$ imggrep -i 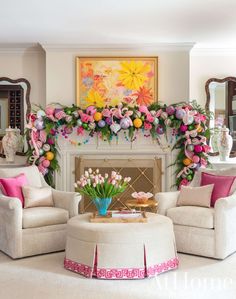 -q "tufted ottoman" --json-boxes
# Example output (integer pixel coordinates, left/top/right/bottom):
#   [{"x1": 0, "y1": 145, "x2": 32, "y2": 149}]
[{"x1": 64, "y1": 212, "x2": 179, "y2": 279}]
